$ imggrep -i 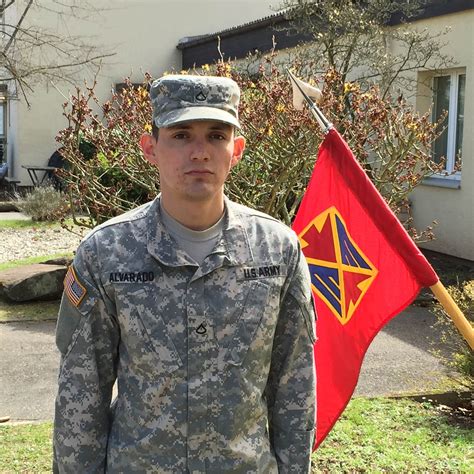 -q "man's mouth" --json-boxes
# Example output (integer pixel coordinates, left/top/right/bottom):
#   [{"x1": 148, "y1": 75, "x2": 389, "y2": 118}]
[{"x1": 185, "y1": 169, "x2": 213, "y2": 175}]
